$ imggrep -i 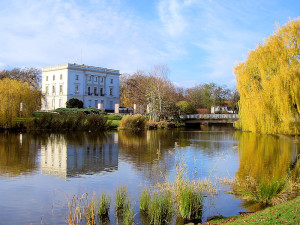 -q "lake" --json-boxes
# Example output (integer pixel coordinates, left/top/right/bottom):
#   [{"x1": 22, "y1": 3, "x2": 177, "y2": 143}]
[{"x1": 0, "y1": 126, "x2": 299, "y2": 224}]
